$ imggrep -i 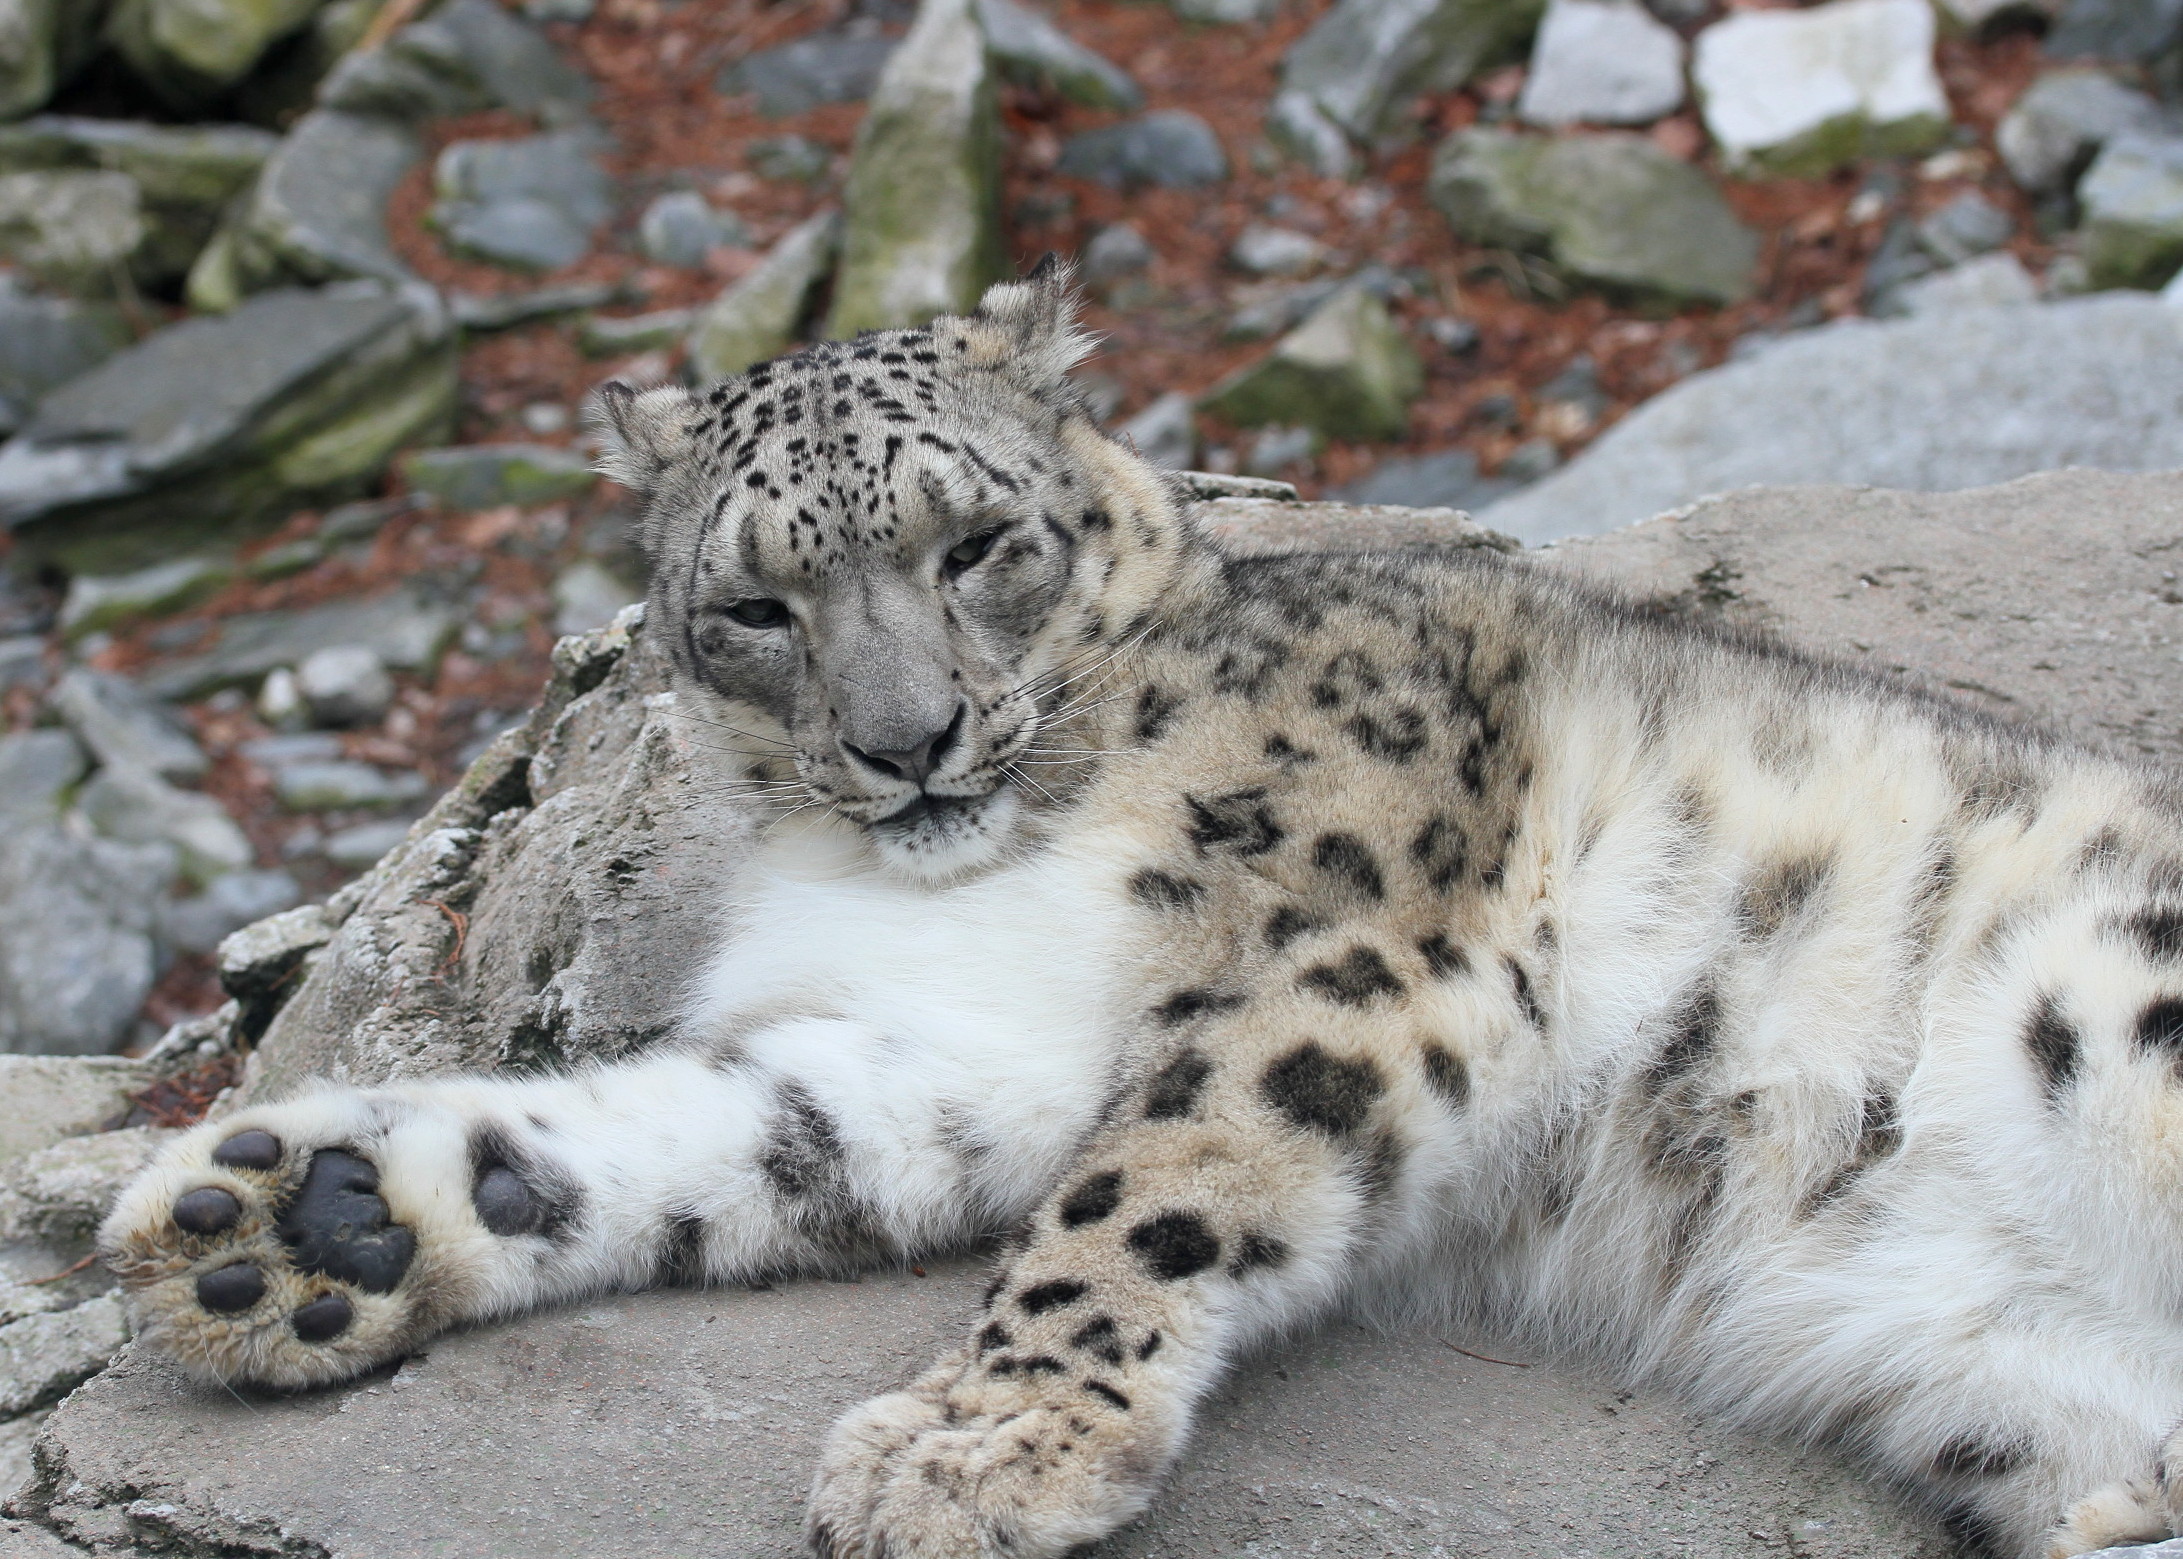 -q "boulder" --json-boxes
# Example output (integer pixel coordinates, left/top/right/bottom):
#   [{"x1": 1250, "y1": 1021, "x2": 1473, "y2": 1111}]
[
  {"x1": 1883, "y1": 251, "x2": 2038, "y2": 316},
  {"x1": 1199, "y1": 282, "x2": 1422, "y2": 440},
  {"x1": 321, "y1": 818, "x2": 414, "y2": 871},
  {"x1": 0, "y1": 1128, "x2": 166, "y2": 1243},
  {"x1": 2045, "y1": 0, "x2": 2183, "y2": 62},
  {"x1": 2079, "y1": 131, "x2": 2183, "y2": 290},
  {"x1": 1692, "y1": 0, "x2": 1951, "y2": 175},
  {"x1": 0, "y1": 0, "x2": 109, "y2": 122},
  {"x1": 636, "y1": 191, "x2": 748, "y2": 269},
  {"x1": 0, "y1": 278, "x2": 127, "y2": 437},
  {"x1": 295, "y1": 644, "x2": 394, "y2": 726},
  {"x1": 552, "y1": 557, "x2": 640, "y2": 637},
  {"x1": 1914, "y1": 188, "x2": 2014, "y2": 266},
  {"x1": 579, "y1": 306, "x2": 696, "y2": 355},
  {"x1": 1517, "y1": 0, "x2": 1686, "y2": 127},
  {"x1": 402, "y1": 443, "x2": 597, "y2": 510},
  {"x1": 318, "y1": 0, "x2": 587, "y2": 121},
  {"x1": 1055, "y1": 108, "x2": 1228, "y2": 188},
  {"x1": 0, "y1": 1056, "x2": 149, "y2": 1170},
  {"x1": 431, "y1": 130, "x2": 613, "y2": 273},
  {"x1": 1428, "y1": 128, "x2": 1759, "y2": 306},
  {"x1": 0, "y1": 728, "x2": 84, "y2": 826},
  {"x1": 1270, "y1": 0, "x2": 1544, "y2": 167},
  {"x1": 104, "y1": 0, "x2": 326, "y2": 110},
  {"x1": 1228, "y1": 223, "x2": 1328, "y2": 276},
  {"x1": 748, "y1": 134, "x2": 832, "y2": 184},
  {"x1": 0, "y1": 284, "x2": 459, "y2": 577},
  {"x1": 57, "y1": 556, "x2": 233, "y2": 640},
  {"x1": 233, "y1": 0, "x2": 383, "y2": 125},
  {"x1": 0, "y1": 1296, "x2": 127, "y2": 1419},
  {"x1": 1476, "y1": 294, "x2": 2183, "y2": 544},
  {"x1": 975, "y1": 0, "x2": 1142, "y2": 111},
  {"x1": 685, "y1": 209, "x2": 841, "y2": 382},
  {"x1": 1117, "y1": 391, "x2": 1197, "y2": 468},
  {"x1": 1996, "y1": 67, "x2": 2163, "y2": 196},
  {"x1": 825, "y1": 0, "x2": 1006, "y2": 337},
  {"x1": 161, "y1": 869, "x2": 303, "y2": 956},
  {"x1": 0, "y1": 172, "x2": 145, "y2": 298},
  {"x1": 48, "y1": 669, "x2": 207, "y2": 782},
  {"x1": 140, "y1": 588, "x2": 462, "y2": 702},
  {"x1": 76, "y1": 763, "x2": 252, "y2": 886},
  {"x1": 1080, "y1": 220, "x2": 1152, "y2": 287},
  {"x1": 718, "y1": 31, "x2": 898, "y2": 117},
  {"x1": 1333, "y1": 446, "x2": 1518, "y2": 509},
  {"x1": 272, "y1": 759, "x2": 429, "y2": 811},
  {"x1": 0, "y1": 828, "x2": 169, "y2": 1056}
]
